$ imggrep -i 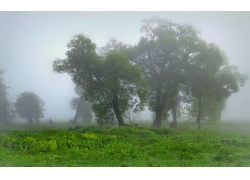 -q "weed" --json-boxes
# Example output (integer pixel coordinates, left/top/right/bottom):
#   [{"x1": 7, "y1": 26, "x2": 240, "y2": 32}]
[{"x1": 1, "y1": 122, "x2": 250, "y2": 166}]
